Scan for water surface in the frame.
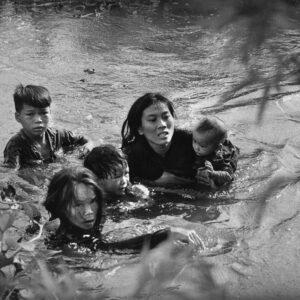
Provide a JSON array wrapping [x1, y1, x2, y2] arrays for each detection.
[[1, 1, 300, 298]]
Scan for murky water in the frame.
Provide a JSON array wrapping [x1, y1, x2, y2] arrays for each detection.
[[1, 1, 300, 298]]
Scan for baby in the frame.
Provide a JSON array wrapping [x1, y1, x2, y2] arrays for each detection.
[[192, 116, 239, 188]]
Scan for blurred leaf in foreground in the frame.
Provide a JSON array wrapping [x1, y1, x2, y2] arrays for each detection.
[[213, 0, 300, 120], [130, 240, 224, 300], [0, 211, 16, 241]]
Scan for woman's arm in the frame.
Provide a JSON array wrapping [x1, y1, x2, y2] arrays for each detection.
[[100, 227, 203, 251], [101, 228, 171, 251]]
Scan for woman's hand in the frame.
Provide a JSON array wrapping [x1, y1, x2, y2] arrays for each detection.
[[170, 227, 205, 248], [196, 168, 211, 186]]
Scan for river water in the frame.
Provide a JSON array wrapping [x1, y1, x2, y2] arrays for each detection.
[[1, 1, 300, 299]]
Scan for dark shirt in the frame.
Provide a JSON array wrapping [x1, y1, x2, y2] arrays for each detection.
[[3, 127, 88, 168], [123, 129, 196, 181], [194, 139, 239, 176]]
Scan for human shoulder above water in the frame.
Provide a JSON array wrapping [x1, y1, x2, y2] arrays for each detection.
[[2, 84, 93, 169], [192, 116, 239, 188], [121, 93, 196, 186]]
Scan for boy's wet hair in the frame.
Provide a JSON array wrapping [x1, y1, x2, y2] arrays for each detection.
[[13, 84, 52, 113], [194, 117, 227, 146], [84, 145, 128, 180], [44, 166, 104, 225]]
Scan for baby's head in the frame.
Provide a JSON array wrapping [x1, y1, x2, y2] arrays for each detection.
[[84, 145, 129, 196], [13, 84, 52, 138], [192, 117, 227, 157]]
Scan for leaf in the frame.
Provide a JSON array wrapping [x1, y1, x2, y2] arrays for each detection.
[[3, 237, 19, 250], [44, 218, 60, 232], [19, 289, 34, 300], [3, 184, 16, 199], [0, 211, 16, 234], [0, 252, 13, 268], [19, 241, 36, 252], [21, 203, 41, 221]]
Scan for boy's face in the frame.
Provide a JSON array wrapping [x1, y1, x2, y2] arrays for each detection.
[[15, 104, 50, 140], [192, 131, 216, 157], [100, 164, 130, 196]]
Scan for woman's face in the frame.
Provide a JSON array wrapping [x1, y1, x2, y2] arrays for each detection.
[[138, 102, 175, 151], [65, 183, 99, 230]]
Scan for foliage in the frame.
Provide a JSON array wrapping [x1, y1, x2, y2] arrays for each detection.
[[213, 0, 300, 121], [130, 241, 225, 300]]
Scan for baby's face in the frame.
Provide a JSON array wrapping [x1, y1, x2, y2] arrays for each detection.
[[101, 164, 130, 196], [192, 132, 216, 156]]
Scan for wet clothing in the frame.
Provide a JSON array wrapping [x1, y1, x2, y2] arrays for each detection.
[[194, 139, 239, 186], [123, 129, 196, 181], [3, 127, 88, 168], [46, 219, 170, 253]]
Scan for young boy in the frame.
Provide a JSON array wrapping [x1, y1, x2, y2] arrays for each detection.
[[3, 84, 93, 169], [83, 145, 151, 222], [192, 116, 239, 188], [83, 145, 149, 200]]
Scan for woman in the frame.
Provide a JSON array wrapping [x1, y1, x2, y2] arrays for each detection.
[[43, 166, 202, 252], [121, 93, 196, 186]]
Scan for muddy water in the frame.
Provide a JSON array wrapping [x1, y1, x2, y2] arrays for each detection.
[[1, 1, 300, 299]]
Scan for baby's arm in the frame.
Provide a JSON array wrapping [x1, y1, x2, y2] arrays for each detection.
[[218, 139, 239, 177], [209, 169, 233, 186], [205, 140, 239, 187]]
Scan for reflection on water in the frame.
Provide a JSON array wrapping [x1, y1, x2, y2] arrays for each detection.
[[1, 0, 300, 298]]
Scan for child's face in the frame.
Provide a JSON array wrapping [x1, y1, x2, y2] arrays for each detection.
[[65, 183, 99, 230], [15, 104, 50, 140], [192, 132, 216, 156], [100, 164, 130, 196]]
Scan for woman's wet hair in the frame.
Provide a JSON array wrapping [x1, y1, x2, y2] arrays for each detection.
[[44, 166, 104, 225], [84, 145, 128, 180], [193, 116, 227, 147], [121, 93, 175, 148], [13, 84, 52, 113]]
